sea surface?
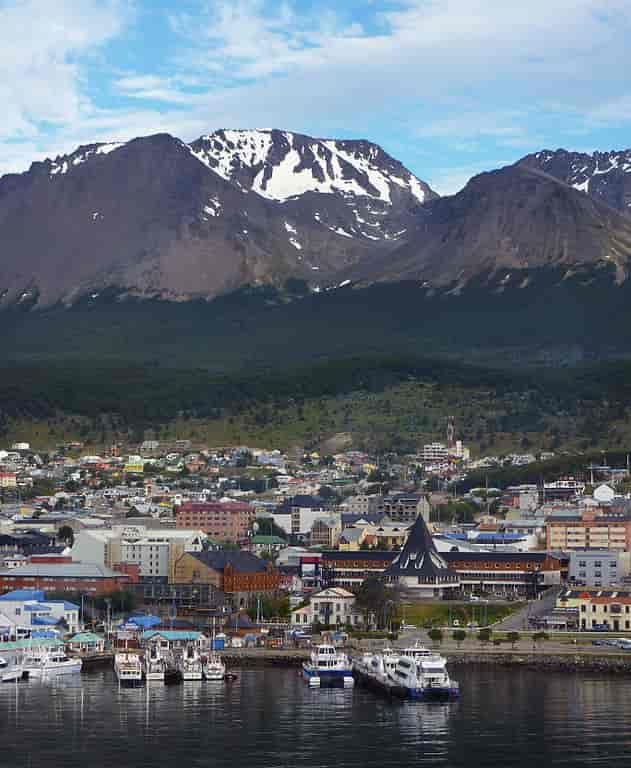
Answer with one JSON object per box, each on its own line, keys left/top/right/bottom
{"left": 1, "top": 665, "right": 630, "bottom": 768}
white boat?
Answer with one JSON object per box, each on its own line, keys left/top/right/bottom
{"left": 114, "top": 653, "right": 143, "bottom": 686}
{"left": 386, "top": 645, "right": 459, "bottom": 700}
{"left": 22, "top": 649, "right": 82, "bottom": 679}
{"left": 144, "top": 644, "right": 166, "bottom": 682}
{"left": 0, "top": 655, "right": 26, "bottom": 683}
{"left": 179, "top": 644, "right": 203, "bottom": 681}
{"left": 203, "top": 652, "right": 226, "bottom": 681}
{"left": 353, "top": 647, "right": 399, "bottom": 688}
{"left": 303, "top": 643, "right": 354, "bottom": 687}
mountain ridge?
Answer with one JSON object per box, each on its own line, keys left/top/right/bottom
{"left": 0, "top": 129, "right": 434, "bottom": 308}
{"left": 3, "top": 131, "right": 631, "bottom": 311}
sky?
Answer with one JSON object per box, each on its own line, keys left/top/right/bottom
{"left": 2, "top": 0, "right": 631, "bottom": 194}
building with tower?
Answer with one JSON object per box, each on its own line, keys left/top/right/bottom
{"left": 383, "top": 516, "right": 460, "bottom": 598}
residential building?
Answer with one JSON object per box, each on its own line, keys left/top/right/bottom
{"left": 569, "top": 549, "right": 631, "bottom": 587}
{"left": 176, "top": 502, "right": 255, "bottom": 542}
{"left": 0, "top": 472, "right": 17, "bottom": 489}
{"left": 0, "top": 589, "right": 81, "bottom": 635}
{"left": 421, "top": 443, "right": 449, "bottom": 463}
{"left": 344, "top": 495, "right": 384, "bottom": 517}
{"left": 546, "top": 510, "right": 631, "bottom": 551}
{"left": 290, "top": 506, "right": 331, "bottom": 538}
{"left": 382, "top": 494, "right": 430, "bottom": 523}
{"left": 310, "top": 516, "right": 341, "bottom": 548}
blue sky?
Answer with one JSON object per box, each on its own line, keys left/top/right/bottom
{"left": 2, "top": 0, "right": 631, "bottom": 194}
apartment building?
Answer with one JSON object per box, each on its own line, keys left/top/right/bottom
{"left": 569, "top": 549, "right": 631, "bottom": 587}
{"left": 176, "top": 502, "right": 255, "bottom": 542}
{"left": 546, "top": 510, "right": 631, "bottom": 551}
{"left": 71, "top": 525, "right": 206, "bottom": 581}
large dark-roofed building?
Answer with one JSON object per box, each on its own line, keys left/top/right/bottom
{"left": 383, "top": 516, "right": 460, "bottom": 598}
{"left": 172, "top": 550, "right": 280, "bottom": 608}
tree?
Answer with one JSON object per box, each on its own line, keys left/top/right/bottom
{"left": 477, "top": 627, "right": 492, "bottom": 646}
{"left": 532, "top": 631, "right": 548, "bottom": 650}
{"left": 452, "top": 629, "right": 467, "bottom": 648}
{"left": 507, "top": 631, "right": 520, "bottom": 649}
{"left": 355, "top": 576, "right": 390, "bottom": 629}
{"left": 428, "top": 628, "right": 444, "bottom": 646}
{"left": 57, "top": 525, "right": 75, "bottom": 547}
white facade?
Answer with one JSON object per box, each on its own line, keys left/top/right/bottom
{"left": 291, "top": 587, "right": 362, "bottom": 627}
{"left": 291, "top": 507, "right": 330, "bottom": 537}
{"left": 71, "top": 525, "right": 206, "bottom": 578}
{"left": 0, "top": 591, "right": 81, "bottom": 635}
{"left": 422, "top": 443, "right": 449, "bottom": 463}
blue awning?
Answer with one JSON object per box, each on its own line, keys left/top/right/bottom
{"left": 32, "top": 616, "right": 59, "bottom": 626}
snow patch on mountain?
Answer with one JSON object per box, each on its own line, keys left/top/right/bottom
{"left": 50, "top": 143, "right": 125, "bottom": 176}
{"left": 188, "top": 129, "right": 434, "bottom": 207}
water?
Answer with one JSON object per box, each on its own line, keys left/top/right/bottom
{"left": 2, "top": 666, "right": 631, "bottom": 768}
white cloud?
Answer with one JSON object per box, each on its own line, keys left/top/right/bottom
{"left": 0, "top": 0, "right": 130, "bottom": 142}
{"left": 4, "top": 0, "right": 631, "bottom": 190}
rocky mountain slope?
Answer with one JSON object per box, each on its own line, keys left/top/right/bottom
{"left": 520, "top": 148, "right": 631, "bottom": 213}
{"left": 0, "top": 130, "right": 434, "bottom": 308}
{"left": 347, "top": 163, "right": 631, "bottom": 288}
{"left": 4, "top": 131, "right": 631, "bottom": 311}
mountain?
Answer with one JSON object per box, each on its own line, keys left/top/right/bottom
{"left": 520, "top": 148, "right": 631, "bottom": 213}
{"left": 0, "top": 130, "right": 435, "bottom": 308}
{"left": 347, "top": 163, "right": 631, "bottom": 288}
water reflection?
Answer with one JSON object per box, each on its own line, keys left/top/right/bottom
{"left": 1, "top": 667, "right": 630, "bottom": 768}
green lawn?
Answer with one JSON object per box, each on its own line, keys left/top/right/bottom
{"left": 399, "top": 602, "right": 522, "bottom": 628}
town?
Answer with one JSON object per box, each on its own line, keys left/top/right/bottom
{"left": 2, "top": 425, "right": 631, "bottom": 682}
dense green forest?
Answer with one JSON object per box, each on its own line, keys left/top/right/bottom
{"left": 3, "top": 352, "right": 631, "bottom": 454}
{"left": 4, "top": 269, "right": 631, "bottom": 452}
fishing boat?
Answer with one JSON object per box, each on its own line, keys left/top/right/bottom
{"left": 386, "top": 645, "right": 459, "bottom": 700}
{"left": 22, "top": 648, "right": 82, "bottom": 679}
{"left": 144, "top": 644, "right": 166, "bottom": 682}
{"left": 302, "top": 643, "right": 353, "bottom": 687}
{"left": 179, "top": 644, "right": 203, "bottom": 681}
{"left": 114, "top": 653, "right": 143, "bottom": 686}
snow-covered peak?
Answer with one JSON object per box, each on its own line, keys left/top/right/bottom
{"left": 188, "top": 129, "right": 435, "bottom": 206}
{"left": 49, "top": 142, "right": 126, "bottom": 177}
{"left": 525, "top": 148, "right": 631, "bottom": 211}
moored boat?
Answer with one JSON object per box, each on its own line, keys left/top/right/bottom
{"left": 179, "top": 644, "right": 203, "bottom": 681}
{"left": 115, "top": 652, "right": 143, "bottom": 686}
{"left": 386, "top": 645, "right": 459, "bottom": 701}
{"left": 22, "top": 649, "right": 82, "bottom": 679}
{"left": 203, "top": 651, "right": 226, "bottom": 681}
{"left": 303, "top": 643, "right": 354, "bottom": 687}
{"left": 144, "top": 644, "right": 166, "bottom": 682}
